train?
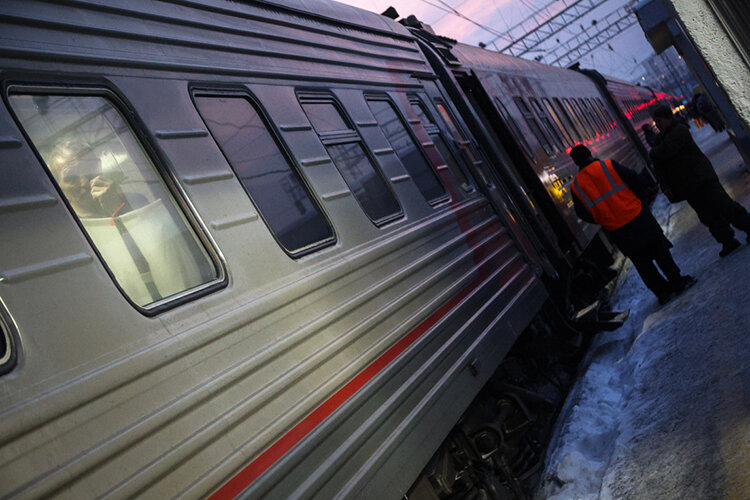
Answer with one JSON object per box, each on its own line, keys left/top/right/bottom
{"left": 0, "top": 1, "right": 670, "bottom": 498}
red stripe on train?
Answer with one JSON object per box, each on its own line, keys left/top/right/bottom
{"left": 209, "top": 274, "right": 487, "bottom": 499}
{"left": 210, "top": 201, "right": 505, "bottom": 498}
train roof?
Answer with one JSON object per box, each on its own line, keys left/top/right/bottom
{"left": 439, "top": 40, "right": 594, "bottom": 84}
{"left": 0, "top": 0, "right": 434, "bottom": 87}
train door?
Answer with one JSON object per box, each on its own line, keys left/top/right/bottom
{"left": 451, "top": 71, "right": 578, "bottom": 264}
{"left": 410, "top": 81, "right": 556, "bottom": 278}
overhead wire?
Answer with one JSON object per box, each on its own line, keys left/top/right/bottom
{"left": 417, "top": 0, "right": 515, "bottom": 41}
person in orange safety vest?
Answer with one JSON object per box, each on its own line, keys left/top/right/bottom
{"left": 570, "top": 145, "right": 696, "bottom": 305}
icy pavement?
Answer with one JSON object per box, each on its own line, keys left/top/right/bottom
{"left": 537, "top": 127, "right": 750, "bottom": 499}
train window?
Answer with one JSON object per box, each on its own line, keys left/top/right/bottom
{"left": 573, "top": 99, "right": 598, "bottom": 137}
{"left": 595, "top": 98, "right": 615, "bottom": 128}
{"left": 562, "top": 98, "right": 590, "bottom": 140}
{"left": 513, "top": 97, "right": 554, "bottom": 155}
{"left": 299, "top": 94, "right": 401, "bottom": 225}
{"left": 8, "top": 90, "right": 221, "bottom": 310}
{"left": 365, "top": 96, "right": 447, "bottom": 204}
{"left": 552, "top": 98, "right": 582, "bottom": 143}
{"left": 409, "top": 98, "right": 473, "bottom": 192}
{"left": 542, "top": 98, "right": 574, "bottom": 146}
{"left": 193, "top": 94, "right": 335, "bottom": 256}
{"left": 434, "top": 101, "right": 493, "bottom": 187}
{"left": 529, "top": 98, "right": 565, "bottom": 151}
{"left": 591, "top": 99, "right": 608, "bottom": 128}
{"left": 494, "top": 97, "right": 536, "bottom": 160}
{"left": 584, "top": 98, "right": 607, "bottom": 133}
{"left": 567, "top": 99, "right": 594, "bottom": 138}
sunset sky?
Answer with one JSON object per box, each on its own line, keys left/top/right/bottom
{"left": 334, "top": 0, "right": 655, "bottom": 81}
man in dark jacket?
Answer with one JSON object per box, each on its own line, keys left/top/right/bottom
{"left": 570, "top": 145, "right": 695, "bottom": 305}
{"left": 649, "top": 105, "right": 750, "bottom": 257}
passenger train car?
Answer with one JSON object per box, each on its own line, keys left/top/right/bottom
{"left": 576, "top": 68, "right": 664, "bottom": 161}
{"left": 0, "top": 1, "right": 664, "bottom": 499}
{"left": 408, "top": 26, "right": 657, "bottom": 267}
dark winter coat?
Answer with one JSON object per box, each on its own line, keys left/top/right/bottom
{"left": 573, "top": 159, "right": 671, "bottom": 257}
{"left": 649, "top": 121, "right": 718, "bottom": 201}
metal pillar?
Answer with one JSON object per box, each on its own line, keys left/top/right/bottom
{"left": 635, "top": 0, "right": 750, "bottom": 166}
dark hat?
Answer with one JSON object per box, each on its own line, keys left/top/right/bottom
{"left": 569, "top": 144, "right": 592, "bottom": 167}
{"left": 651, "top": 105, "right": 673, "bottom": 119}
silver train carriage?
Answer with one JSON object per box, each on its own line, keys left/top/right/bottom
{"left": 0, "top": 0, "right": 552, "bottom": 498}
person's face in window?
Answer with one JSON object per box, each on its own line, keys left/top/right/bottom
{"left": 50, "top": 145, "right": 112, "bottom": 217}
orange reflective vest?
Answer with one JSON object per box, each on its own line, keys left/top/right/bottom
{"left": 572, "top": 159, "right": 642, "bottom": 230}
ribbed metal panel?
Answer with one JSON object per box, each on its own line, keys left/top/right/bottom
{"left": 0, "top": 0, "right": 432, "bottom": 86}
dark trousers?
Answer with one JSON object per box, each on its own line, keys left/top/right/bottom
{"left": 686, "top": 180, "right": 750, "bottom": 244}
{"left": 628, "top": 243, "right": 682, "bottom": 296}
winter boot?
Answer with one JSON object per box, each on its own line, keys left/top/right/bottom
{"left": 671, "top": 275, "right": 697, "bottom": 294}
{"left": 719, "top": 239, "right": 741, "bottom": 258}
{"left": 657, "top": 290, "right": 678, "bottom": 306}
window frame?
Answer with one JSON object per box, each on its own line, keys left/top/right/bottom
{"left": 408, "top": 95, "right": 475, "bottom": 193}
{"left": 297, "top": 90, "right": 403, "bottom": 227}
{"left": 5, "top": 83, "right": 227, "bottom": 316}
{"left": 552, "top": 97, "right": 582, "bottom": 143}
{"left": 529, "top": 97, "right": 565, "bottom": 151}
{"left": 541, "top": 97, "right": 575, "bottom": 146}
{"left": 565, "top": 98, "right": 593, "bottom": 138}
{"left": 364, "top": 93, "right": 449, "bottom": 206}
{"left": 561, "top": 98, "right": 589, "bottom": 140}
{"left": 494, "top": 97, "right": 537, "bottom": 161}
{"left": 584, "top": 98, "right": 607, "bottom": 133}
{"left": 434, "top": 98, "right": 494, "bottom": 188}
{"left": 0, "top": 303, "right": 18, "bottom": 376}
{"left": 574, "top": 98, "right": 599, "bottom": 136}
{"left": 514, "top": 96, "right": 555, "bottom": 155}
{"left": 595, "top": 98, "right": 616, "bottom": 128}
{"left": 191, "top": 87, "right": 337, "bottom": 258}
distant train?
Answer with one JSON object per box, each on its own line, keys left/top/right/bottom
{"left": 0, "top": 1, "right": 669, "bottom": 498}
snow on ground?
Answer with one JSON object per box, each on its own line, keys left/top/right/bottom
{"left": 536, "top": 126, "right": 750, "bottom": 499}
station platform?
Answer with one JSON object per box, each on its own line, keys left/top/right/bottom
{"left": 538, "top": 124, "right": 750, "bottom": 499}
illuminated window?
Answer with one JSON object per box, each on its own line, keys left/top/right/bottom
{"left": 9, "top": 90, "right": 220, "bottom": 309}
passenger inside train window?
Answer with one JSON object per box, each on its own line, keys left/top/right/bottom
{"left": 194, "top": 94, "right": 335, "bottom": 255}
{"left": 9, "top": 93, "right": 219, "bottom": 308}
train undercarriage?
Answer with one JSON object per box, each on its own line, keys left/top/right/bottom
{"left": 405, "top": 302, "right": 589, "bottom": 500}
{"left": 406, "top": 236, "right": 629, "bottom": 500}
